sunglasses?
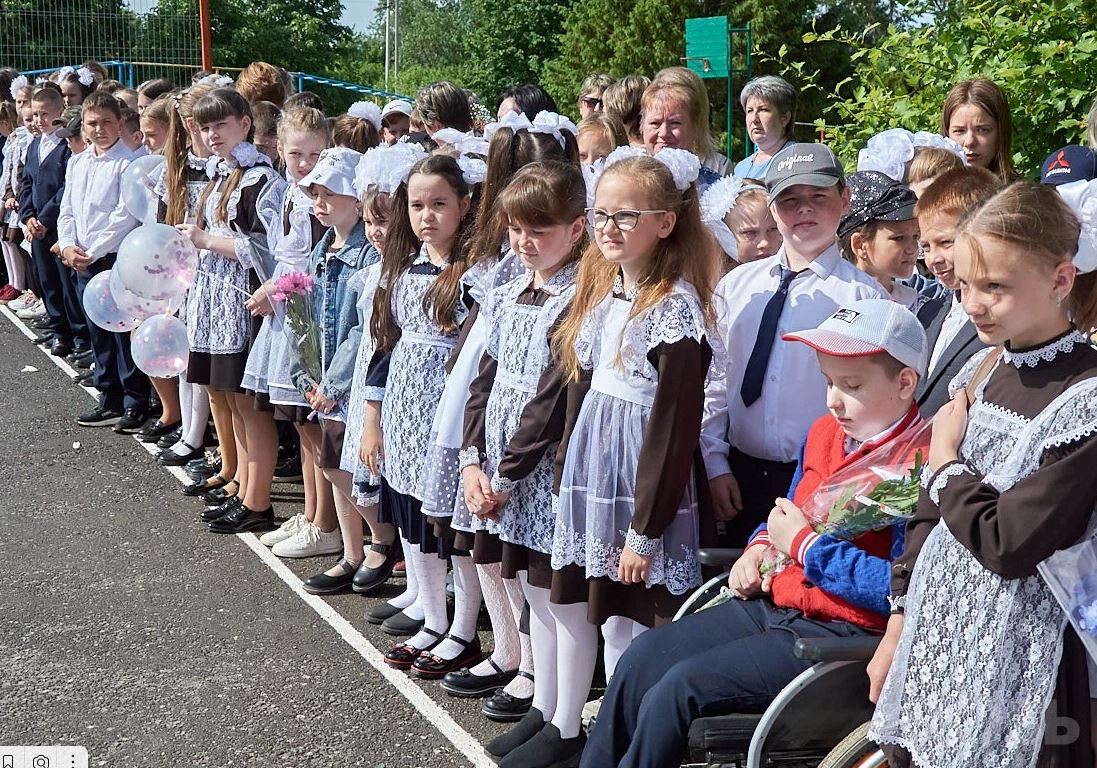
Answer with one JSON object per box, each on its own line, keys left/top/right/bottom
{"left": 581, "top": 96, "right": 603, "bottom": 109}
{"left": 586, "top": 208, "right": 668, "bottom": 232}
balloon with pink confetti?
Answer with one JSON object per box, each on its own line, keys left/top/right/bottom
{"left": 131, "top": 314, "right": 189, "bottom": 377}
{"left": 82, "top": 271, "right": 140, "bottom": 332}
{"left": 109, "top": 267, "right": 184, "bottom": 320}
{"left": 116, "top": 223, "right": 198, "bottom": 301}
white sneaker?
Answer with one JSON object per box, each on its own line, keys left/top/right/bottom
{"left": 16, "top": 298, "right": 43, "bottom": 319}
{"left": 9, "top": 291, "right": 35, "bottom": 312}
{"left": 258, "top": 512, "right": 307, "bottom": 547}
{"left": 272, "top": 521, "right": 344, "bottom": 558}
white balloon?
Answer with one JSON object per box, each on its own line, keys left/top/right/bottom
{"left": 81, "top": 271, "right": 139, "bottom": 332}
{"left": 116, "top": 223, "right": 198, "bottom": 301}
{"left": 108, "top": 267, "right": 184, "bottom": 320}
{"left": 120, "top": 154, "right": 165, "bottom": 223}
{"left": 131, "top": 314, "right": 189, "bottom": 377}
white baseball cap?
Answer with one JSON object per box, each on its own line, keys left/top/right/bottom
{"left": 783, "top": 298, "right": 928, "bottom": 377}
{"left": 299, "top": 147, "right": 364, "bottom": 198}
{"left": 381, "top": 100, "right": 413, "bottom": 121}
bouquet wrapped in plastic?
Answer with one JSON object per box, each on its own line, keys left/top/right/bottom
{"left": 1039, "top": 531, "right": 1097, "bottom": 663}
{"left": 272, "top": 271, "right": 322, "bottom": 387}
{"left": 761, "top": 419, "right": 932, "bottom": 575}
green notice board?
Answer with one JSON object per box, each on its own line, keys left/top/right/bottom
{"left": 684, "top": 16, "right": 728, "bottom": 79}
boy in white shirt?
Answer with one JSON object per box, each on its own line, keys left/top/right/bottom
{"left": 58, "top": 91, "right": 149, "bottom": 431}
{"left": 701, "top": 143, "right": 885, "bottom": 543}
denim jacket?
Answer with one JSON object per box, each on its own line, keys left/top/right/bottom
{"left": 291, "top": 220, "right": 379, "bottom": 403}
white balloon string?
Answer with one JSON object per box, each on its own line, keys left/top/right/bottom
{"left": 196, "top": 270, "right": 253, "bottom": 298}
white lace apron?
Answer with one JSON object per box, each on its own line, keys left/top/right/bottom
{"left": 550, "top": 286, "right": 707, "bottom": 595}
{"left": 871, "top": 340, "right": 1097, "bottom": 768}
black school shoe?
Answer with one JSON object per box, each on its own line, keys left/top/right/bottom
{"left": 498, "top": 724, "right": 584, "bottom": 768}
{"left": 482, "top": 672, "right": 535, "bottom": 722}
{"left": 113, "top": 408, "right": 148, "bottom": 434}
{"left": 158, "top": 443, "right": 204, "bottom": 466}
{"left": 200, "top": 495, "right": 241, "bottom": 523}
{"left": 208, "top": 503, "right": 275, "bottom": 534}
{"left": 137, "top": 419, "right": 181, "bottom": 443}
{"left": 156, "top": 427, "right": 184, "bottom": 450}
{"left": 365, "top": 602, "right": 404, "bottom": 625}
{"left": 76, "top": 405, "right": 123, "bottom": 427}
{"left": 301, "top": 558, "right": 359, "bottom": 595}
{"left": 486, "top": 708, "right": 546, "bottom": 758}
{"left": 442, "top": 659, "right": 517, "bottom": 698}
{"left": 352, "top": 542, "right": 401, "bottom": 594}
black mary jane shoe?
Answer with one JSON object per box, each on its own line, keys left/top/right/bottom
{"left": 482, "top": 671, "right": 535, "bottom": 722}
{"left": 202, "top": 482, "right": 240, "bottom": 507}
{"left": 208, "top": 503, "right": 275, "bottom": 534}
{"left": 137, "top": 419, "right": 182, "bottom": 443}
{"left": 412, "top": 634, "right": 483, "bottom": 679}
{"left": 200, "top": 496, "right": 241, "bottom": 523}
{"left": 182, "top": 475, "right": 231, "bottom": 498}
{"left": 441, "top": 659, "right": 517, "bottom": 698}
{"left": 352, "top": 542, "right": 400, "bottom": 595}
{"left": 158, "top": 442, "right": 204, "bottom": 467}
{"left": 380, "top": 610, "right": 426, "bottom": 637}
{"left": 384, "top": 628, "right": 443, "bottom": 670}
{"left": 301, "top": 557, "right": 361, "bottom": 596}
{"left": 498, "top": 724, "right": 584, "bottom": 768}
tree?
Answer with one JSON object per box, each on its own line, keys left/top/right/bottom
{"left": 462, "top": 0, "right": 572, "bottom": 105}
{"left": 794, "top": 0, "right": 1097, "bottom": 175}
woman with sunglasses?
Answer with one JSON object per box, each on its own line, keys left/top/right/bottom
{"left": 577, "top": 73, "right": 615, "bottom": 120}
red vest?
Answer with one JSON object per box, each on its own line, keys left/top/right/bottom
{"left": 769, "top": 408, "right": 919, "bottom": 630}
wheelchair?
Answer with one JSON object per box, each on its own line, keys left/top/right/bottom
{"left": 676, "top": 549, "right": 889, "bottom": 768}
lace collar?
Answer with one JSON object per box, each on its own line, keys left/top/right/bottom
{"left": 613, "top": 271, "right": 639, "bottom": 301}
{"left": 187, "top": 152, "right": 208, "bottom": 171}
{"left": 1001, "top": 328, "right": 1088, "bottom": 368}
{"left": 205, "top": 142, "right": 269, "bottom": 179}
{"left": 412, "top": 243, "right": 450, "bottom": 269}
{"left": 526, "top": 259, "right": 580, "bottom": 297}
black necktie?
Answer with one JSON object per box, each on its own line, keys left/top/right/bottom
{"left": 740, "top": 267, "right": 800, "bottom": 407}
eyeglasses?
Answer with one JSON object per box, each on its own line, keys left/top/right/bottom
{"left": 585, "top": 208, "right": 669, "bottom": 232}
{"left": 581, "top": 96, "right": 603, "bottom": 109}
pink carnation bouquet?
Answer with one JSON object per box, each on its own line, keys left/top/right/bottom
{"left": 272, "top": 271, "right": 321, "bottom": 384}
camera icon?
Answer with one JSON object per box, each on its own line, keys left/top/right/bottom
{"left": 32, "top": 756, "right": 50, "bottom": 768}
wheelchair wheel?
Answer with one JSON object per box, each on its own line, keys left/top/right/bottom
{"left": 673, "top": 574, "right": 729, "bottom": 621}
{"left": 817, "top": 722, "right": 888, "bottom": 768}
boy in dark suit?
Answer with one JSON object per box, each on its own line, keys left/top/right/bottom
{"left": 914, "top": 166, "right": 1000, "bottom": 416}
{"left": 18, "top": 85, "right": 86, "bottom": 357}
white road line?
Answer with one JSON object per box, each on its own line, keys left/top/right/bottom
{"left": 1, "top": 304, "right": 495, "bottom": 768}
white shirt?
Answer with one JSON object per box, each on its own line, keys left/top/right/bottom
{"left": 701, "top": 243, "right": 886, "bottom": 473}
{"left": 37, "top": 130, "right": 62, "bottom": 164}
{"left": 927, "top": 294, "right": 968, "bottom": 375}
{"left": 57, "top": 140, "right": 139, "bottom": 262}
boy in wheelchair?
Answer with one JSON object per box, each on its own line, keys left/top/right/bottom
{"left": 580, "top": 299, "right": 927, "bottom": 768}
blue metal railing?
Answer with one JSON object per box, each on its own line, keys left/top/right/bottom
{"left": 15, "top": 60, "right": 409, "bottom": 103}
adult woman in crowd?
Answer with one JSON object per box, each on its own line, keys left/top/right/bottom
{"left": 732, "top": 75, "right": 797, "bottom": 181}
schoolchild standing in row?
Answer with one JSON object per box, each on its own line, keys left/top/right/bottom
{"left": 456, "top": 160, "right": 585, "bottom": 760}
{"left": 701, "top": 144, "right": 884, "bottom": 545}
{"left": 177, "top": 88, "right": 286, "bottom": 534}
{"left": 153, "top": 83, "right": 215, "bottom": 467}
{"left": 57, "top": 91, "right": 149, "bottom": 428}
{"left": 357, "top": 154, "right": 477, "bottom": 666}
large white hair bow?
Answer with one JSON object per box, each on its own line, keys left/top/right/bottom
{"left": 483, "top": 110, "right": 533, "bottom": 144}
{"left": 76, "top": 66, "right": 95, "bottom": 87}
{"left": 528, "top": 111, "right": 579, "bottom": 149}
{"left": 355, "top": 142, "right": 429, "bottom": 196}
{"left": 700, "top": 175, "right": 746, "bottom": 260}
{"left": 1056, "top": 179, "right": 1097, "bottom": 274}
{"left": 856, "top": 128, "right": 915, "bottom": 181}
{"left": 348, "top": 101, "right": 382, "bottom": 131}
{"left": 9, "top": 74, "right": 27, "bottom": 99}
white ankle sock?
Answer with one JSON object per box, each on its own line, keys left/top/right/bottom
{"left": 469, "top": 562, "right": 520, "bottom": 676}
{"left": 500, "top": 575, "right": 535, "bottom": 699}
{"left": 546, "top": 599, "right": 598, "bottom": 740}
{"left": 404, "top": 547, "right": 448, "bottom": 650}
{"left": 386, "top": 535, "right": 420, "bottom": 613}
{"left": 601, "top": 615, "right": 648, "bottom": 680}
{"left": 521, "top": 572, "right": 558, "bottom": 723}
{"left": 431, "top": 555, "right": 481, "bottom": 660}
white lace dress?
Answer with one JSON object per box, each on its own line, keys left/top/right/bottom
{"left": 375, "top": 248, "right": 467, "bottom": 501}
{"left": 420, "top": 249, "right": 525, "bottom": 519}
{"left": 451, "top": 264, "right": 579, "bottom": 552}
{"left": 551, "top": 282, "right": 709, "bottom": 609}
{"left": 871, "top": 330, "right": 1097, "bottom": 768}
{"left": 241, "top": 182, "right": 315, "bottom": 402}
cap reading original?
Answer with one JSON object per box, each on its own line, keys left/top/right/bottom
{"left": 765, "top": 142, "right": 844, "bottom": 202}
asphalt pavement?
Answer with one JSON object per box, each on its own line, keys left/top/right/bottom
{"left": 0, "top": 310, "right": 511, "bottom": 768}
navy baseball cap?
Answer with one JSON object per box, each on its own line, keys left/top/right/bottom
{"left": 1041, "top": 145, "right": 1097, "bottom": 186}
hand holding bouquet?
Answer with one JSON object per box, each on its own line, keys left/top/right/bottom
{"left": 272, "top": 271, "right": 322, "bottom": 387}
{"left": 760, "top": 419, "right": 932, "bottom": 575}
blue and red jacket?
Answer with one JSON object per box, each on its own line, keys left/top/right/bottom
{"left": 747, "top": 406, "right": 919, "bottom": 631}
